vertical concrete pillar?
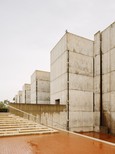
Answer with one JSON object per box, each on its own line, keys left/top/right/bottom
{"left": 94, "top": 31, "right": 101, "bottom": 132}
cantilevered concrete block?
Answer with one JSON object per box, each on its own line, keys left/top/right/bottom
{"left": 31, "top": 70, "right": 50, "bottom": 104}
{"left": 22, "top": 84, "right": 31, "bottom": 104}
{"left": 50, "top": 32, "right": 94, "bottom": 132}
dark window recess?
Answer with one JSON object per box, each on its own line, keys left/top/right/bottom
{"left": 55, "top": 99, "right": 60, "bottom": 105}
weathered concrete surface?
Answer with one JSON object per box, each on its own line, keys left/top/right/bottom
{"left": 69, "top": 51, "right": 93, "bottom": 76}
{"left": 94, "top": 94, "right": 100, "bottom": 111}
{"left": 9, "top": 103, "right": 67, "bottom": 130}
{"left": 51, "top": 32, "right": 94, "bottom": 132}
{"left": 51, "top": 74, "right": 67, "bottom": 94}
{"left": 111, "top": 48, "right": 115, "bottom": 71}
{"left": 51, "top": 52, "right": 67, "bottom": 81}
{"left": 102, "top": 73, "right": 110, "bottom": 93}
{"left": 94, "top": 76, "right": 100, "bottom": 93}
{"left": 50, "top": 35, "right": 67, "bottom": 105}
{"left": 102, "top": 26, "right": 111, "bottom": 54}
{"left": 15, "top": 95, "right": 18, "bottom": 103}
{"left": 51, "top": 90, "right": 67, "bottom": 105}
{"left": 22, "top": 84, "right": 31, "bottom": 104}
{"left": 17, "top": 91, "right": 23, "bottom": 103}
{"left": 93, "top": 31, "right": 101, "bottom": 132}
{"left": 93, "top": 24, "right": 115, "bottom": 133}
{"left": 67, "top": 33, "right": 93, "bottom": 57}
{"left": 69, "top": 91, "right": 93, "bottom": 112}
{"left": 94, "top": 55, "right": 100, "bottom": 76}
{"left": 69, "top": 74, "right": 93, "bottom": 91}
{"left": 101, "top": 22, "right": 115, "bottom": 134}
{"left": 13, "top": 22, "right": 115, "bottom": 134}
{"left": 31, "top": 70, "right": 50, "bottom": 104}
{"left": 50, "top": 34, "right": 67, "bottom": 65}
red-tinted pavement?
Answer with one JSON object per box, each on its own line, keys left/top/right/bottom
{"left": 0, "top": 131, "right": 115, "bottom": 154}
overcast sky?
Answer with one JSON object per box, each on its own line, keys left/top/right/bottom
{"left": 0, "top": 0, "right": 115, "bottom": 101}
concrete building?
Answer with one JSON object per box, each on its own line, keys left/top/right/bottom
{"left": 17, "top": 91, "right": 23, "bottom": 103}
{"left": 94, "top": 22, "right": 115, "bottom": 134}
{"left": 51, "top": 22, "right": 115, "bottom": 133}
{"left": 31, "top": 70, "right": 50, "bottom": 104}
{"left": 12, "top": 22, "right": 115, "bottom": 134}
{"left": 50, "top": 32, "right": 94, "bottom": 132}
{"left": 22, "top": 84, "right": 31, "bottom": 104}
{"left": 15, "top": 95, "right": 18, "bottom": 103}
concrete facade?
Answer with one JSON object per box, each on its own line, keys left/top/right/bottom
{"left": 10, "top": 103, "right": 66, "bottom": 130}
{"left": 13, "top": 22, "right": 115, "bottom": 134}
{"left": 93, "top": 31, "right": 101, "bottom": 132}
{"left": 93, "top": 22, "right": 115, "bottom": 134}
{"left": 31, "top": 70, "right": 50, "bottom": 104}
{"left": 50, "top": 22, "right": 115, "bottom": 134}
{"left": 51, "top": 32, "right": 94, "bottom": 132}
{"left": 15, "top": 95, "right": 18, "bottom": 103}
{"left": 22, "top": 84, "right": 31, "bottom": 104}
{"left": 17, "top": 91, "right": 23, "bottom": 103}
{"left": 101, "top": 22, "right": 115, "bottom": 134}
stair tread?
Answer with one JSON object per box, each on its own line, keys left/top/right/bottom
{"left": 0, "top": 113, "right": 58, "bottom": 137}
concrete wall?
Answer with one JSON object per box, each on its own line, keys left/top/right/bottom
{"left": 17, "top": 91, "right": 23, "bottom": 103}
{"left": 13, "top": 22, "right": 115, "bottom": 134}
{"left": 22, "top": 84, "right": 31, "bottom": 104}
{"left": 93, "top": 31, "right": 101, "bottom": 132}
{"left": 9, "top": 103, "right": 66, "bottom": 130}
{"left": 50, "top": 34, "right": 67, "bottom": 105}
{"left": 68, "top": 33, "right": 94, "bottom": 132}
{"left": 51, "top": 32, "right": 94, "bottom": 132}
{"left": 93, "top": 22, "right": 115, "bottom": 134}
{"left": 15, "top": 95, "right": 18, "bottom": 103}
{"left": 31, "top": 70, "right": 50, "bottom": 104}
{"left": 101, "top": 22, "right": 115, "bottom": 134}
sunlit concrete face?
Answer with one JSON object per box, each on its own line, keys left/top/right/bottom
{"left": 31, "top": 70, "right": 50, "bottom": 104}
{"left": 50, "top": 32, "right": 94, "bottom": 132}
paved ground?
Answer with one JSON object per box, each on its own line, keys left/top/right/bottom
{"left": 80, "top": 132, "right": 115, "bottom": 143}
{"left": 0, "top": 131, "right": 115, "bottom": 154}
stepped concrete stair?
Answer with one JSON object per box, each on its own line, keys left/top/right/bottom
{"left": 0, "top": 113, "right": 58, "bottom": 137}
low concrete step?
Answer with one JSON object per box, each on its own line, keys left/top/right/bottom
{"left": 0, "top": 113, "right": 58, "bottom": 137}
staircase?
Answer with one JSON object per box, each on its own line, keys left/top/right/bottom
{"left": 0, "top": 112, "right": 58, "bottom": 137}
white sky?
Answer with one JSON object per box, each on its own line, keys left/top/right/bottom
{"left": 0, "top": 0, "right": 115, "bottom": 101}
